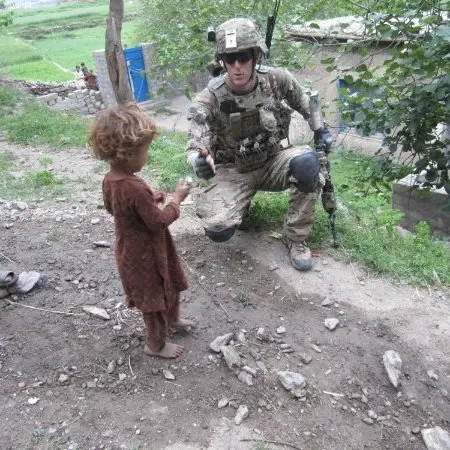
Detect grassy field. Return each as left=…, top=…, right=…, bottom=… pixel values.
left=0, top=0, right=139, bottom=81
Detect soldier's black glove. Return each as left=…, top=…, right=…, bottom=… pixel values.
left=314, top=127, right=333, bottom=153
left=193, top=154, right=215, bottom=180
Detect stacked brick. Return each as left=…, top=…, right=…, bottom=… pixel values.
left=36, top=89, right=105, bottom=115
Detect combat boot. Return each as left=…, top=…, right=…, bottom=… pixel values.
left=282, top=236, right=313, bottom=271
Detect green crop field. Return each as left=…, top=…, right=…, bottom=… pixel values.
left=0, top=0, right=139, bottom=82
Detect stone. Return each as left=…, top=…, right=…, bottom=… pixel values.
left=421, top=426, right=450, bottom=450
left=220, top=345, right=241, bottom=370
left=427, top=369, right=439, bottom=381
left=277, top=371, right=306, bottom=392
left=118, top=373, right=126, bottom=381
left=8, top=271, right=40, bottom=294
left=107, top=360, right=116, bottom=374
left=209, top=333, right=234, bottom=352
left=300, top=354, right=312, bottom=364
left=321, top=297, right=334, bottom=307
left=58, top=373, right=69, bottom=384
left=255, top=361, right=268, bottom=374
left=163, top=370, right=175, bottom=380
left=93, top=241, right=111, bottom=248
left=82, top=305, right=110, bottom=320
left=237, top=371, right=253, bottom=386
left=382, top=350, right=402, bottom=388
left=234, top=405, right=249, bottom=425
left=218, top=398, right=228, bottom=409
left=324, top=318, right=339, bottom=331
left=276, top=326, right=286, bottom=334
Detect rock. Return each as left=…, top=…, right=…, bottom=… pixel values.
left=107, top=360, right=116, bottom=374
left=82, top=305, right=110, bottom=320
left=324, top=318, right=340, bottom=331
left=382, top=350, right=402, bottom=388
left=242, top=366, right=257, bottom=377
left=234, top=405, right=249, bottom=425
left=256, top=327, right=269, bottom=341
left=276, top=326, right=286, bottom=334
left=28, top=397, right=40, bottom=405
left=421, top=426, right=450, bottom=450
left=8, top=271, right=40, bottom=294
left=363, top=418, right=374, bottom=425
left=237, top=371, right=253, bottom=386
left=58, top=374, right=69, bottom=384
left=427, top=369, right=439, bottom=381
left=163, top=370, right=175, bottom=380
left=300, top=354, right=312, bottom=364
left=367, top=410, right=378, bottom=419
left=311, top=344, right=322, bottom=353
left=91, top=218, right=101, bottom=225
left=218, top=398, right=228, bottom=409
left=93, top=241, right=110, bottom=248
left=118, top=373, right=126, bottom=381
left=277, top=371, right=306, bottom=392
left=255, top=361, right=268, bottom=374
left=209, top=333, right=234, bottom=352
left=220, top=345, right=241, bottom=370
left=321, top=297, right=334, bottom=307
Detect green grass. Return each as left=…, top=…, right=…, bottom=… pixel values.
left=144, top=132, right=192, bottom=190
left=0, top=0, right=139, bottom=81
left=2, top=101, right=88, bottom=148
left=0, top=151, right=68, bottom=201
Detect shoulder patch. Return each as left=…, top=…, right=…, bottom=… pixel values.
left=256, top=64, right=270, bottom=74
left=207, top=74, right=226, bottom=90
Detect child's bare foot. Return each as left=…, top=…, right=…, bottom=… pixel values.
left=144, top=343, right=184, bottom=359
left=171, top=318, right=196, bottom=329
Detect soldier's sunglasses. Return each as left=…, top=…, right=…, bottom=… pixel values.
left=223, top=50, right=254, bottom=65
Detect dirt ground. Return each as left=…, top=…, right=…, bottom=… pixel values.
left=0, top=141, right=449, bottom=450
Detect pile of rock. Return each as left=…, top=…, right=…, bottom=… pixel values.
left=36, top=88, right=104, bottom=115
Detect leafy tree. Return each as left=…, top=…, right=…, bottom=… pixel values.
left=0, top=1, right=13, bottom=28
left=318, top=0, right=449, bottom=192
left=136, top=0, right=355, bottom=83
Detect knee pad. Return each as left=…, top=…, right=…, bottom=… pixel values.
left=204, top=226, right=236, bottom=243
left=289, top=152, right=320, bottom=193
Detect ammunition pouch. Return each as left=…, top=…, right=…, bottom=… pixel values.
left=234, top=133, right=278, bottom=173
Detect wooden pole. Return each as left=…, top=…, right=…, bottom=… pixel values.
left=105, top=0, right=133, bottom=105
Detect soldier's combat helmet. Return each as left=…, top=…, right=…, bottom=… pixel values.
left=215, top=18, right=268, bottom=58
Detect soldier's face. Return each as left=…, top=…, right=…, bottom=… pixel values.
left=224, top=52, right=255, bottom=92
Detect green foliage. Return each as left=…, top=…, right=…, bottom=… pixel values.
left=325, top=0, right=449, bottom=192
left=144, top=132, right=192, bottom=191
left=136, top=0, right=355, bottom=82
left=0, top=0, right=13, bottom=28
left=0, top=88, right=88, bottom=148
left=0, top=152, right=67, bottom=201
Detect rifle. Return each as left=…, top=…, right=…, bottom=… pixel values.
left=265, top=0, right=281, bottom=57
left=309, top=92, right=339, bottom=248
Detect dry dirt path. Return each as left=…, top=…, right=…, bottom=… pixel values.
left=0, top=140, right=449, bottom=450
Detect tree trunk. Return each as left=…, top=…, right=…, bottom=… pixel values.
left=105, top=0, right=133, bottom=105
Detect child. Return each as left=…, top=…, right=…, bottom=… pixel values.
left=88, top=103, right=194, bottom=359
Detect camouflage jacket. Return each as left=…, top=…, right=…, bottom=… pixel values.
left=186, top=66, right=311, bottom=167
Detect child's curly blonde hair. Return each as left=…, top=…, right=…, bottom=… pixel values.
left=88, top=102, right=158, bottom=162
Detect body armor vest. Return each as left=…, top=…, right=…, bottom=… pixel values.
left=207, top=68, right=292, bottom=171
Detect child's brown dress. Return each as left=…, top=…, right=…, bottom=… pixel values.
left=102, top=172, right=188, bottom=349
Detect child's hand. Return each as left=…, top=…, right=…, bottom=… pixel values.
left=154, top=191, right=166, bottom=203
left=172, top=178, right=191, bottom=204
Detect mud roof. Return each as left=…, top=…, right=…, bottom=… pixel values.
left=285, top=15, right=408, bottom=43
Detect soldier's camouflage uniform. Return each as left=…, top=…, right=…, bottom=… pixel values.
left=186, top=66, right=325, bottom=242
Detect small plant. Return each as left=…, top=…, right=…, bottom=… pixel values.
left=39, top=156, right=53, bottom=167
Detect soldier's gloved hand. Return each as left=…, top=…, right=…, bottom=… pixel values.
left=314, top=127, right=333, bottom=153
left=193, top=153, right=215, bottom=180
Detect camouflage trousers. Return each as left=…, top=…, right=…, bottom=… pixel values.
left=195, top=146, right=325, bottom=242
